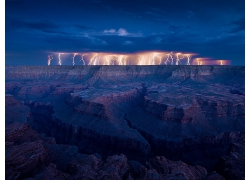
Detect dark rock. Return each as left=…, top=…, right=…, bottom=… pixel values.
left=97, top=154, right=130, bottom=180
left=205, top=171, right=225, bottom=180
left=6, top=122, right=40, bottom=144
left=215, top=140, right=245, bottom=180
left=6, top=140, right=49, bottom=179
left=24, top=163, right=69, bottom=180
left=148, top=156, right=207, bottom=180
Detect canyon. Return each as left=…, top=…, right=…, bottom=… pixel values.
left=5, top=65, right=245, bottom=180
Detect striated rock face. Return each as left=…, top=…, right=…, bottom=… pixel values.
left=5, top=66, right=244, bottom=179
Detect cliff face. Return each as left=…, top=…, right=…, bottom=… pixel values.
left=5, top=65, right=245, bottom=179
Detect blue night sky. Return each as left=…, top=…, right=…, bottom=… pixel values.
left=5, top=0, right=245, bottom=65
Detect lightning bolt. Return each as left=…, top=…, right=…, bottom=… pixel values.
left=89, top=53, right=102, bottom=65
left=81, top=54, right=87, bottom=65
left=186, top=54, right=191, bottom=65
left=164, top=54, right=170, bottom=65
left=47, top=54, right=53, bottom=66
left=72, top=53, right=78, bottom=66
left=165, top=52, right=174, bottom=65
left=105, top=55, right=114, bottom=65
left=138, top=56, right=146, bottom=65
left=197, top=58, right=202, bottom=65
left=58, top=53, right=63, bottom=65
left=118, top=55, right=128, bottom=65
left=88, top=53, right=97, bottom=65
left=97, top=55, right=101, bottom=65
left=152, top=53, right=157, bottom=65
left=176, top=53, right=183, bottom=65
left=118, top=55, right=124, bottom=65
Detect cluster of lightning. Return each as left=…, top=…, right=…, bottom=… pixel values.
left=47, top=51, right=231, bottom=66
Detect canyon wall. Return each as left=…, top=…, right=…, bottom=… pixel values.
left=5, top=65, right=245, bottom=179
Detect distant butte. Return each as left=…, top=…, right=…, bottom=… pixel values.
left=5, top=65, right=244, bottom=180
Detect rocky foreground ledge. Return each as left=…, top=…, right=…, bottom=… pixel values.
left=5, top=66, right=245, bottom=179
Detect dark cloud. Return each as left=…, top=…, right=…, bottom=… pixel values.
left=6, top=18, right=59, bottom=31
left=229, top=18, right=245, bottom=33
left=73, top=25, right=91, bottom=29
left=24, top=21, right=59, bottom=30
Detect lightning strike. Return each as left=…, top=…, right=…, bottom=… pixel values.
left=47, top=54, right=53, bottom=66
left=165, top=52, right=174, bottom=65
left=81, top=54, right=87, bottom=65
left=48, top=51, right=231, bottom=66
left=118, top=55, right=126, bottom=65
left=89, top=53, right=98, bottom=65
left=72, top=53, right=78, bottom=66
left=138, top=56, right=145, bottom=65
left=176, top=53, right=182, bottom=65
left=186, top=54, right=191, bottom=65
left=58, top=53, right=63, bottom=66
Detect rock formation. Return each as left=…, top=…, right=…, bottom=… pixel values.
left=5, top=65, right=244, bottom=179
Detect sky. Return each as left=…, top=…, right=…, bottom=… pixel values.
left=5, top=0, right=245, bottom=65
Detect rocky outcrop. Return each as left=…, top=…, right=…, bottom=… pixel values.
left=5, top=94, right=30, bottom=124
left=6, top=122, right=40, bottom=144
left=147, top=156, right=208, bottom=180
left=25, top=163, right=69, bottom=180
left=6, top=140, right=49, bottom=179
left=215, top=139, right=245, bottom=180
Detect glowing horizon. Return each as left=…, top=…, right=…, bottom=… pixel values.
left=47, top=51, right=231, bottom=66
